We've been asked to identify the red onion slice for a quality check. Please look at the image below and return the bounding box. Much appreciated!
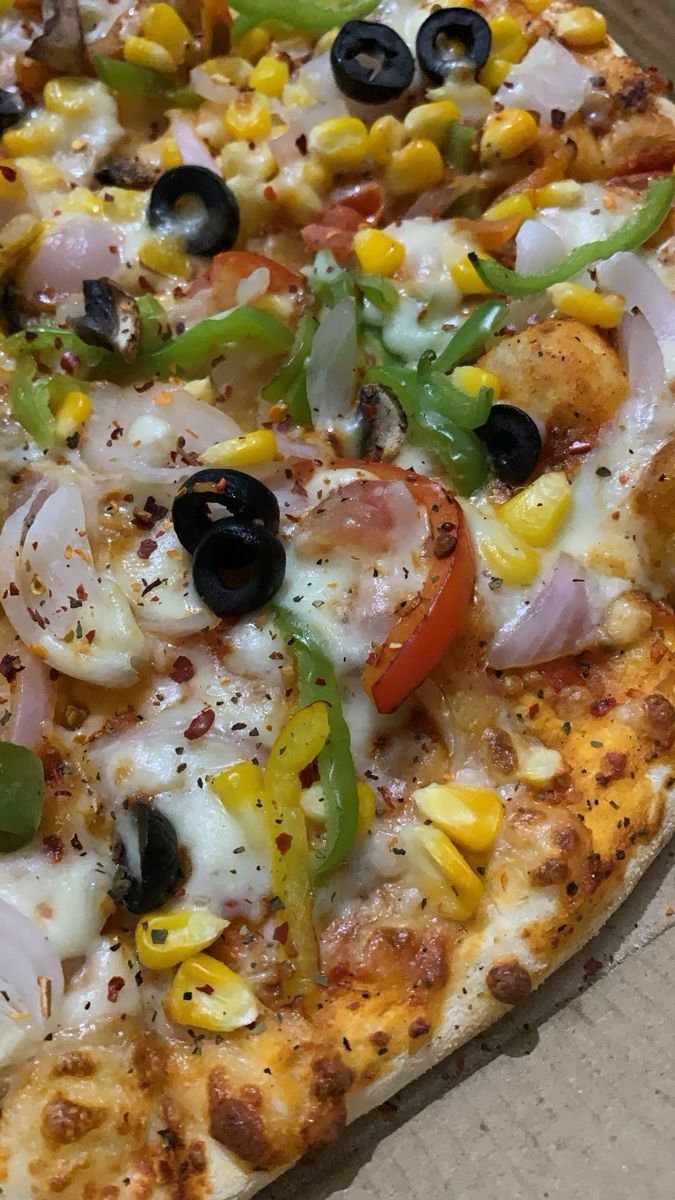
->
[0,897,64,1026]
[488,554,594,669]
[515,219,566,275]
[19,218,121,299]
[0,648,53,749]
[596,252,675,341]
[189,65,236,107]
[617,311,666,430]
[171,119,220,174]
[496,38,592,122]
[306,296,358,433]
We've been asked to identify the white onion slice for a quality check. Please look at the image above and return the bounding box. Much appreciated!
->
[171,119,220,174]
[1,648,53,749]
[189,65,237,106]
[488,554,594,669]
[515,219,567,275]
[596,252,675,340]
[617,311,666,430]
[0,898,64,1026]
[20,218,121,298]
[236,266,270,306]
[496,38,592,122]
[306,296,358,432]
[271,99,349,167]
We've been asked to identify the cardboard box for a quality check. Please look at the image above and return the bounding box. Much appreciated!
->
[262,8,675,1198]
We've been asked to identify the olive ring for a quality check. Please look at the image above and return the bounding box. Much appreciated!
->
[172,468,281,555]
[148,165,240,257]
[192,517,287,617]
[330,20,415,104]
[416,8,492,85]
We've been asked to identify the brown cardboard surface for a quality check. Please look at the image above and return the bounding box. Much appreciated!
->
[259,7,675,1198]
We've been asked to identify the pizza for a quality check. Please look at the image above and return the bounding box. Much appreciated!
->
[0,0,673,1195]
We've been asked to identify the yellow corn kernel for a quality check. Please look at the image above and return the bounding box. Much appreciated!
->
[523,0,550,12]
[451,364,501,399]
[165,953,258,1032]
[124,35,176,73]
[498,471,572,547]
[357,781,376,839]
[0,214,43,274]
[233,25,270,62]
[249,55,289,98]
[518,745,563,789]
[60,187,103,216]
[3,115,61,157]
[184,377,214,404]
[484,192,535,224]
[140,4,193,66]
[308,116,368,171]
[135,908,227,970]
[139,235,192,279]
[161,136,182,169]
[480,108,539,163]
[488,15,528,63]
[43,77,93,116]
[478,521,540,586]
[450,254,493,295]
[479,55,512,91]
[386,139,444,195]
[221,139,276,182]
[203,55,251,86]
[14,157,63,190]
[101,186,146,222]
[557,6,607,48]
[276,156,332,224]
[223,91,271,141]
[300,782,326,823]
[201,429,278,469]
[413,783,502,852]
[405,825,484,922]
[533,179,583,208]
[403,100,460,144]
[548,281,624,329]
[0,160,25,201]
[353,228,405,277]
[282,80,314,108]
[367,114,406,166]
[55,390,92,439]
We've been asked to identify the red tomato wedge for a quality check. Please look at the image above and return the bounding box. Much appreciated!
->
[208,251,304,310]
[340,462,474,714]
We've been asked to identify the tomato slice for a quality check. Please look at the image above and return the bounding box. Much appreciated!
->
[342,462,474,714]
[208,251,304,310]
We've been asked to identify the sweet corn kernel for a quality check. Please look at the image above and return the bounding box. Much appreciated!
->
[224,91,271,141]
[14,157,63,190]
[139,235,192,279]
[282,80,314,108]
[450,254,493,295]
[413,783,502,852]
[357,781,376,839]
[0,214,43,274]
[480,108,539,162]
[488,15,528,63]
[140,4,193,66]
[55,390,92,439]
[101,186,146,221]
[3,115,61,157]
[405,825,484,922]
[201,429,278,468]
[451,364,501,398]
[533,179,583,208]
[548,281,624,329]
[403,100,460,144]
[308,116,368,171]
[184,377,214,404]
[387,139,444,195]
[484,192,535,224]
[60,186,103,216]
[478,520,540,585]
[165,953,258,1032]
[161,136,182,169]
[300,782,326,823]
[557,6,607,48]
[249,55,289,98]
[124,35,176,73]
[233,24,270,61]
[0,160,25,201]
[136,908,227,970]
[518,745,564,788]
[203,55,251,86]
[479,55,512,91]
[221,139,276,182]
[498,471,572,547]
[353,228,405,277]
[43,76,93,115]
[277,155,332,224]
[522,0,550,11]
[367,115,406,166]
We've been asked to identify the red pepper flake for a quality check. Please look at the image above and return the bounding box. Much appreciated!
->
[42,834,64,862]
[595,749,627,786]
[76,583,88,601]
[589,696,617,717]
[0,165,17,183]
[85,629,96,644]
[184,708,215,740]
[107,976,126,1003]
[196,983,214,995]
[170,655,194,683]
[528,702,540,719]
[137,538,157,560]
[0,653,23,682]
[299,759,319,788]
[60,352,80,375]
[275,832,293,855]
[273,921,289,944]
[133,496,169,530]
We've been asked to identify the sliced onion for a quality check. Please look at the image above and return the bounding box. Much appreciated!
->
[19,218,121,299]
[617,311,666,430]
[596,252,675,341]
[236,266,270,306]
[515,219,566,275]
[496,38,592,122]
[0,897,64,1026]
[189,65,237,107]
[306,296,358,433]
[488,554,594,669]
[1,648,53,749]
[271,99,349,168]
[171,119,220,174]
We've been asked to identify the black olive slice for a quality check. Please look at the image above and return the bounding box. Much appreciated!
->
[148,166,240,258]
[94,157,161,190]
[123,803,181,915]
[356,382,407,461]
[192,517,286,617]
[476,403,542,485]
[416,8,492,85]
[27,0,86,76]
[172,468,280,555]
[330,20,415,104]
[0,89,24,134]
[74,278,140,362]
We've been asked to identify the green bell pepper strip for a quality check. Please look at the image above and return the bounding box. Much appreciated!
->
[434,299,506,375]
[94,56,201,108]
[417,350,494,429]
[275,608,359,885]
[262,313,317,424]
[470,175,675,296]
[443,121,477,172]
[232,0,379,36]
[309,249,354,308]
[117,306,293,381]
[8,358,54,450]
[356,272,400,313]
[0,743,45,852]
[136,295,171,356]
[5,326,103,371]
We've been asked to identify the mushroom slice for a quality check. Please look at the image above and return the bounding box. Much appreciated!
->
[356,382,408,462]
[0,89,24,134]
[27,0,86,76]
[75,278,140,362]
[94,158,161,190]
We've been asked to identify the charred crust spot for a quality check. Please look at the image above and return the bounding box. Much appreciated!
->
[529,856,569,886]
[207,1071,276,1170]
[483,726,518,776]
[408,1017,431,1039]
[311,1054,355,1100]
[643,693,675,747]
[486,959,533,1006]
[52,1052,96,1078]
[41,1094,105,1144]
